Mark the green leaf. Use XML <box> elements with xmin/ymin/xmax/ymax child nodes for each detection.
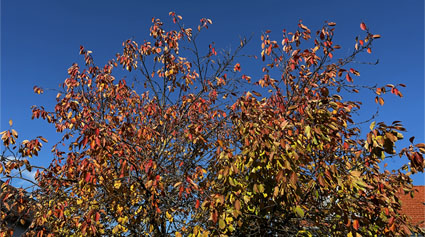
<box><xmin>295</xmin><ymin>206</ymin><xmax>304</xmax><ymax>218</ymax></box>
<box><xmin>305</xmin><ymin>125</ymin><xmax>311</xmax><ymax>139</ymax></box>
<box><xmin>219</xmin><ymin>219</ymin><xmax>225</xmax><ymax>229</ymax></box>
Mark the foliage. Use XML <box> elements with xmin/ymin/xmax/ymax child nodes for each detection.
<box><xmin>1</xmin><ymin>14</ymin><xmax>424</xmax><ymax>236</ymax></box>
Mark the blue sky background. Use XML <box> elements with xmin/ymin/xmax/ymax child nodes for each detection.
<box><xmin>1</xmin><ymin>0</ymin><xmax>424</xmax><ymax>185</ymax></box>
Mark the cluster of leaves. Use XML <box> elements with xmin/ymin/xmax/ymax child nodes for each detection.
<box><xmin>1</xmin><ymin>14</ymin><xmax>424</xmax><ymax>236</ymax></box>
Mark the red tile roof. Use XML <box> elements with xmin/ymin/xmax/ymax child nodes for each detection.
<box><xmin>399</xmin><ymin>186</ymin><xmax>425</xmax><ymax>228</ymax></box>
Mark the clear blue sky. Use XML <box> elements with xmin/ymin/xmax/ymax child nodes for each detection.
<box><xmin>1</xmin><ymin>0</ymin><xmax>424</xmax><ymax>184</ymax></box>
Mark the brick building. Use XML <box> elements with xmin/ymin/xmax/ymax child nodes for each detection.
<box><xmin>399</xmin><ymin>185</ymin><xmax>425</xmax><ymax>233</ymax></box>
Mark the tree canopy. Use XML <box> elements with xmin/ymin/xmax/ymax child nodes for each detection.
<box><xmin>1</xmin><ymin>13</ymin><xmax>424</xmax><ymax>236</ymax></box>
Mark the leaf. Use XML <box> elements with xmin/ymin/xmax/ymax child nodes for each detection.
<box><xmin>114</xmin><ymin>180</ymin><xmax>122</xmax><ymax>189</ymax></box>
<box><xmin>9</xmin><ymin>120</ymin><xmax>12</xmax><ymax>126</ymax></box>
<box><xmin>85</xmin><ymin>172</ymin><xmax>91</xmax><ymax>182</ymax></box>
<box><xmin>219</xmin><ymin>219</ymin><xmax>225</xmax><ymax>229</ymax></box>
<box><xmin>351</xmin><ymin>170</ymin><xmax>361</xmax><ymax>177</ymax></box>
<box><xmin>353</xmin><ymin>219</ymin><xmax>359</xmax><ymax>230</ymax></box>
<box><xmin>379</xmin><ymin>97</ymin><xmax>384</xmax><ymax>106</ymax></box>
<box><xmin>295</xmin><ymin>206</ymin><xmax>304</xmax><ymax>218</ymax></box>
<box><xmin>39</xmin><ymin>136</ymin><xmax>48</xmax><ymax>143</ymax></box>
<box><xmin>290</xmin><ymin>172</ymin><xmax>298</xmax><ymax>187</ymax></box>
<box><xmin>252</xmin><ymin>91</ymin><xmax>262</xmax><ymax>97</ymax></box>
<box><xmin>372</xmin><ymin>34</ymin><xmax>381</xmax><ymax>39</ymax></box>
<box><xmin>346</xmin><ymin>73</ymin><xmax>353</xmax><ymax>83</ymax></box>
<box><xmin>305</xmin><ymin>125</ymin><xmax>311</xmax><ymax>139</ymax></box>
<box><xmin>11</xmin><ymin>129</ymin><xmax>18</xmax><ymax>138</ymax></box>
<box><xmin>367</xmin><ymin>48</ymin><xmax>372</xmax><ymax>54</ymax></box>
<box><xmin>233</xmin><ymin>63</ymin><xmax>241</xmax><ymax>72</ymax></box>
<box><xmin>360</xmin><ymin>22</ymin><xmax>367</xmax><ymax>31</ymax></box>
<box><xmin>370</xmin><ymin>121</ymin><xmax>376</xmax><ymax>131</ymax></box>
<box><xmin>299</xmin><ymin>23</ymin><xmax>309</xmax><ymax>31</ymax></box>
<box><xmin>173</xmin><ymin>182</ymin><xmax>182</xmax><ymax>188</ymax></box>
<box><xmin>235</xmin><ymin>199</ymin><xmax>241</xmax><ymax>211</ymax></box>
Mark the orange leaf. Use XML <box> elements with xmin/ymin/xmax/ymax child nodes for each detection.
<box><xmin>299</xmin><ymin>23</ymin><xmax>309</xmax><ymax>31</ymax></box>
<box><xmin>379</xmin><ymin>97</ymin><xmax>384</xmax><ymax>106</ymax></box>
<box><xmin>353</xmin><ymin>219</ymin><xmax>359</xmax><ymax>230</ymax></box>
<box><xmin>367</xmin><ymin>48</ymin><xmax>372</xmax><ymax>54</ymax></box>
<box><xmin>233</xmin><ymin>63</ymin><xmax>241</xmax><ymax>72</ymax></box>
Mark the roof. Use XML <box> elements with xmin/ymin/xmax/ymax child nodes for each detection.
<box><xmin>399</xmin><ymin>186</ymin><xmax>425</xmax><ymax>228</ymax></box>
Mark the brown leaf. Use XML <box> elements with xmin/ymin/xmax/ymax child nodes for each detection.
<box><xmin>235</xmin><ymin>199</ymin><xmax>241</xmax><ymax>211</ymax></box>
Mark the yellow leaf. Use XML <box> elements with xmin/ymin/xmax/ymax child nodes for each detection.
<box><xmin>112</xmin><ymin>225</ymin><xmax>120</xmax><ymax>234</ymax></box>
<box><xmin>175</xmin><ymin>232</ymin><xmax>182</xmax><ymax>237</ymax></box>
<box><xmin>9</xmin><ymin>120</ymin><xmax>12</xmax><ymax>126</ymax></box>
<box><xmin>351</xmin><ymin>170</ymin><xmax>361</xmax><ymax>177</ymax></box>
<box><xmin>370</xmin><ymin>121</ymin><xmax>376</xmax><ymax>131</ymax></box>
<box><xmin>166</xmin><ymin>211</ymin><xmax>173</xmax><ymax>222</ymax></box>
<box><xmin>173</xmin><ymin>182</ymin><xmax>182</xmax><ymax>187</ymax></box>
<box><xmin>114</xmin><ymin>180</ymin><xmax>122</xmax><ymax>189</ymax></box>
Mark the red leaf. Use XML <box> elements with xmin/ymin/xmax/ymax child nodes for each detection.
<box><xmin>346</xmin><ymin>73</ymin><xmax>353</xmax><ymax>83</ymax></box>
<box><xmin>360</xmin><ymin>22</ymin><xmax>367</xmax><ymax>31</ymax></box>
<box><xmin>388</xmin><ymin>216</ymin><xmax>395</xmax><ymax>226</ymax></box>
<box><xmin>195</xmin><ymin>199</ymin><xmax>200</xmax><ymax>209</ymax></box>
<box><xmin>212</xmin><ymin>210</ymin><xmax>218</xmax><ymax>223</ymax></box>
<box><xmin>85</xmin><ymin>172</ymin><xmax>91</xmax><ymax>183</ymax></box>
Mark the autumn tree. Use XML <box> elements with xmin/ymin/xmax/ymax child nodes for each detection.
<box><xmin>1</xmin><ymin>14</ymin><xmax>424</xmax><ymax>236</ymax></box>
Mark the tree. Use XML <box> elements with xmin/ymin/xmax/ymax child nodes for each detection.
<box><xmin>1</xmin><ymin>14</ymin><xmax>424</xmax><ymax>236</ymax></box>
